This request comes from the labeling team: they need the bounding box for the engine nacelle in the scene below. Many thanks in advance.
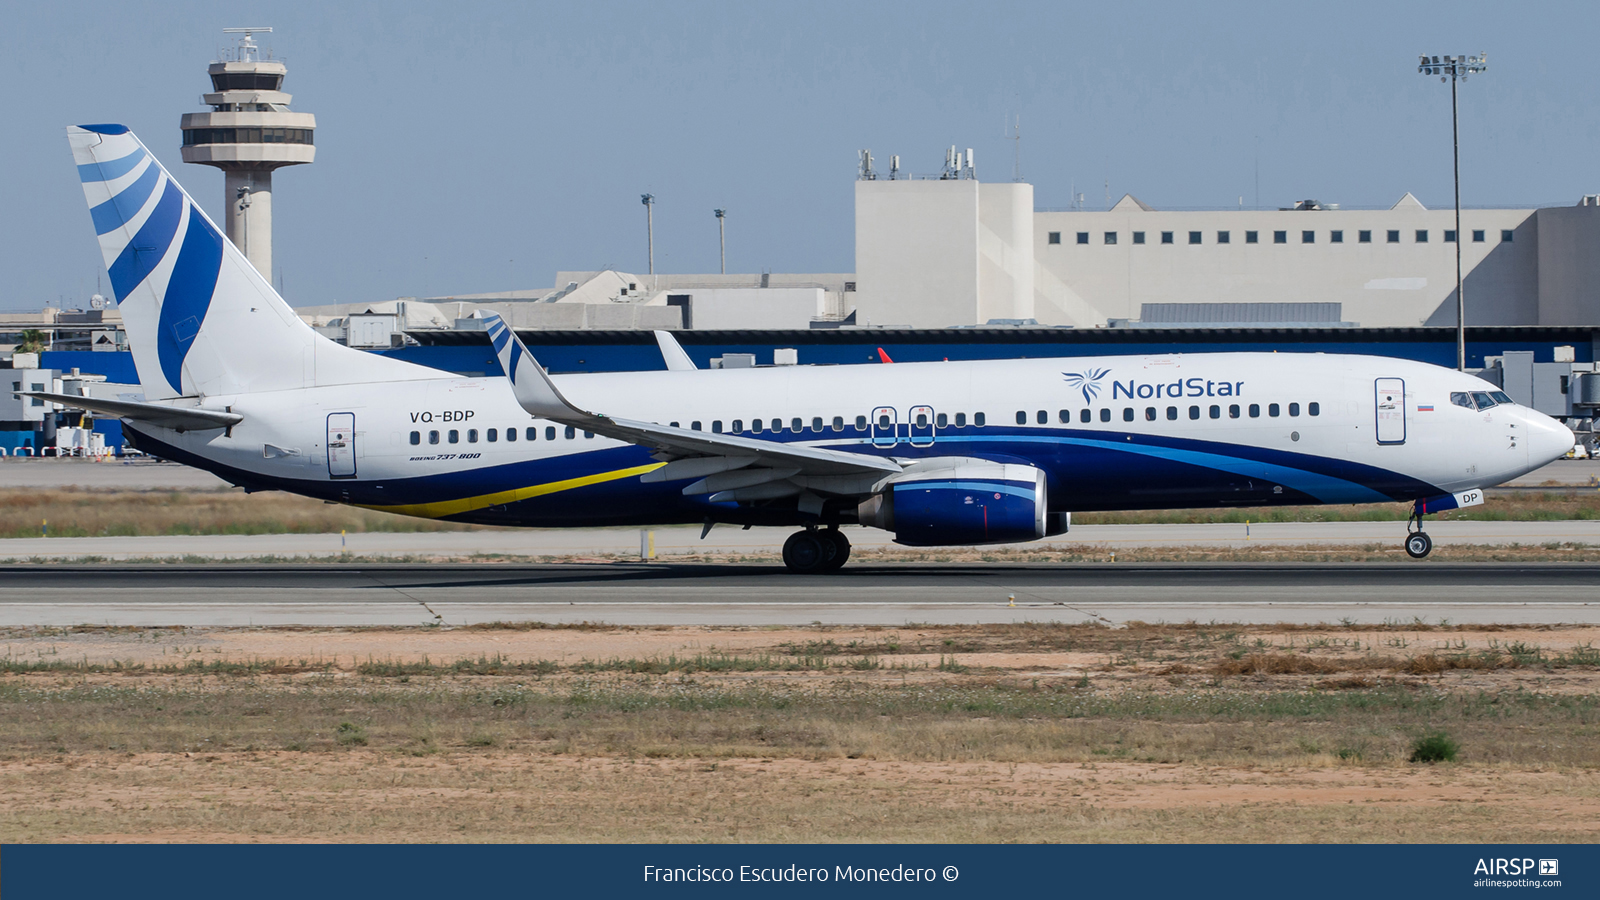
[857,462,1049,546]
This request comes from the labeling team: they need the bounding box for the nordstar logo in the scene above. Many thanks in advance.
[1063,367,1111,404]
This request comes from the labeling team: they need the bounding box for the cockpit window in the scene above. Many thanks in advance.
[1450,392,1473,409]
[1471,391,1496,409]
[1490,391,1513,405]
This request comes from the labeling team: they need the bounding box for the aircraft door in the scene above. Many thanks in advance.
[871,406,899,448]
[909,405,935,447]
[1375,378,1406,445]
[327,412,357,478]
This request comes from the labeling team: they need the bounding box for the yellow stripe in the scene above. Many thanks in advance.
[357,462,665,519]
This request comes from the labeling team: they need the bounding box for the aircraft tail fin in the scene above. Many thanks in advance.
[67,124,433,400]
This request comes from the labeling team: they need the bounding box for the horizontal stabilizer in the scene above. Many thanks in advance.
[22,391,241,431]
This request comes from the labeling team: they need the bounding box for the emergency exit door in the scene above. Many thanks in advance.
[1375,378,1406,445]
[327,412,357,478]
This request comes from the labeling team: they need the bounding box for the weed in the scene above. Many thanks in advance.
[335,722,368,746]
[1409,731,1459,763]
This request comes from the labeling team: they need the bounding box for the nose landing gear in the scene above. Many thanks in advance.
[1405,504,1433,559]
[781,527,851,573]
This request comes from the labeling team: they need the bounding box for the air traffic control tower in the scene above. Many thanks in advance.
[180,27,315,280]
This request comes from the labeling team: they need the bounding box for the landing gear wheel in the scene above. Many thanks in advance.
[782,530,827,573]
[818,529,851,572]
[1405,531,1433,559]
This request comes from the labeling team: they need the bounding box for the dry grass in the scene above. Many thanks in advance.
[0,488,485,538]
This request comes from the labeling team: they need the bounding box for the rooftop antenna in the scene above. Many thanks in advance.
[858,150,875,181]
[1005,114,1022,182]
[221,27,271,62]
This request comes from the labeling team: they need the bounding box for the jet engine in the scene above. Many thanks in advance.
[856,461,1063,546]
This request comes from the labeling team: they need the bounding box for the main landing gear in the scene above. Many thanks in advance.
[782,527,851,574]
[1405,505,1433,559]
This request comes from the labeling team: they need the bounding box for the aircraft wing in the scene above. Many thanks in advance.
[21,391,242,431]
[480,315,900,493]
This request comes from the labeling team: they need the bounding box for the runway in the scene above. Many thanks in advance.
[3,562,1596,627]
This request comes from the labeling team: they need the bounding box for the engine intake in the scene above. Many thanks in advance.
[857,462,1049,546]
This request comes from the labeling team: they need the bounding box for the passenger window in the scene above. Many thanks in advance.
[813,417,824,431]
[713,420,724,433]
[1165,406,1177,420]
[1249,404,1260,418]
[487,428,498,442]
[955,412,967,427]
[669,422,678,428]
[732,419,743,432]
[1189,405,1200,420]
[448,429,460,444]
[584,431,593,439]
[1080,409,1091,424]
[691,421,702,431]
[855,415,868,430]
[545,427,556,441]
[1123,408,1134,422]
[1209,405,1220,419]
[467,429,478,443]
[1060,410,1071,423]
[916,413,928,427]
[1036,410,1047,425]
[506,428,516,442]
[833,416,845,431]
[409,431,420,445]
[1309,402,1320,416]
[752,419,764,433]
[565,426,576,439]
[429,430,439,444]
[526,427,537,440]
[1268,403,1280,417]
[1288,403,1300,417]
[1145,407,1156,421]
[879,414,891,429]
[1229,405,1240,418]
[1016,411,1027,425]
[936,413,948,428]
[974,412,986,427]
[1100,409,1111,423]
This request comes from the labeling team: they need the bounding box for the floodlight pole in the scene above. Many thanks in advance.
[1419,52,1487,372]
[714,208,726,274]
[641,193,655,275]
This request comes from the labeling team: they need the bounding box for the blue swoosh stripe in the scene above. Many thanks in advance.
[954,433,1391,504]
[507,340,524,381]
[156,205,225,394]
[89,162,159,234]
[894,480,1036,501]
[78,124,130,135]
[107,180,184,301]
[78,147,147,183]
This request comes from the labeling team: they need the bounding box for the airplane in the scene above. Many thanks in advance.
[37,124,1575,573]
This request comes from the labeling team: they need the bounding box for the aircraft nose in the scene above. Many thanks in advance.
[1524,409,1575,466]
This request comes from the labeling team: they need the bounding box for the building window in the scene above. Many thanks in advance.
[1274,230,1287,244]
[1104,232,1117,245]
[1359,230,1372,243]
[1416,229,1428,242]
[1048,231,1061,244]
[1502,229,1514,242]
[1387,230,1400,243]
[1133,231,1146,244]
[1472,230,1486,242]
[1076,232,1089,244]
[1161,231,1174,244]
[409,431,420,445]
[1302,230,1315,244]
[1245,230,1258,244]
[1217,230,1230,244]
[1188,231,1202,244]
[1330,230,1343,243]
[1444,230,1457,242]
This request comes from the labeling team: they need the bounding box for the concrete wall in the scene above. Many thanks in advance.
[1536,200,1600,324]
[855,179,979,327]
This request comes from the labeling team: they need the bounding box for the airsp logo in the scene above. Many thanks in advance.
[1062,367,1111,404]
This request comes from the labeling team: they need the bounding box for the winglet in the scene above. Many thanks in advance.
[481,313,593,420]
[654,331,697,371]
[877,347,894,364]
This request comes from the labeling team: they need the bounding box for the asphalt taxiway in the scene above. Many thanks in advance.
[1,563,1595,627]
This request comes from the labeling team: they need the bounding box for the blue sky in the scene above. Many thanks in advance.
[3,1,1595,310]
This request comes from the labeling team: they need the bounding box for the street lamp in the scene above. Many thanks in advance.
[1418,52,1487,372]
[641,193,655,275]
[714,208,726,275]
